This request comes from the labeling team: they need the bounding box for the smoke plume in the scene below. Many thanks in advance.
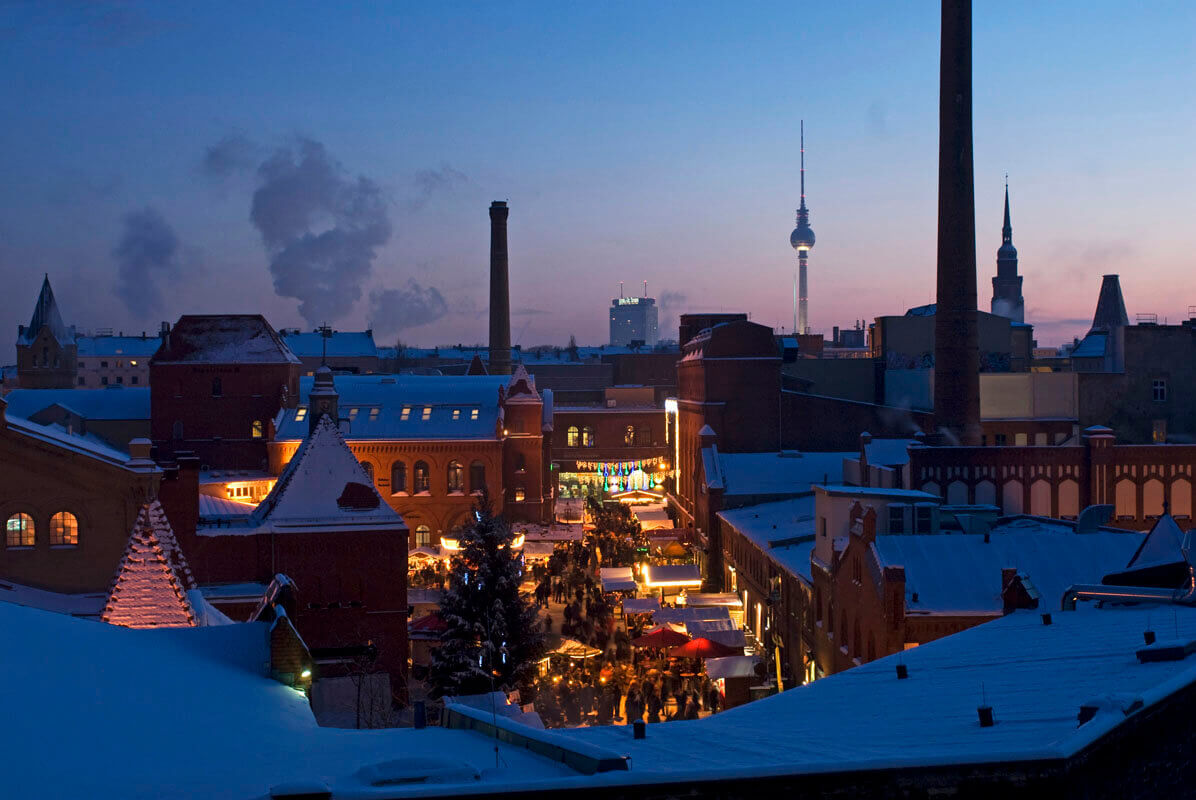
[249,138,391,325]
[200,134,260,179]
[369,281,449,335]
[112,206,179,315]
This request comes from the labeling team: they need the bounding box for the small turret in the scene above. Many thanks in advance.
[307,365,339,434]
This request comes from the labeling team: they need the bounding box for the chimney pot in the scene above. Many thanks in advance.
[977,705,994,727]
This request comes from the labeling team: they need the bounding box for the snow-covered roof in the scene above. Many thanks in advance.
[642,564,701,586]
[3,386,150,420]
[198,494,256,520]
[274,374,510,442]
[76,336,160,357]
[864,438,917,467]
[246,415,406,534]
[3,409,151,468]
[2,601,579,798]
[0,579,106,617]
[1126,514,1187,570]
[716,451,852,496]
[599,566,636,592]
[718,497,818,582]
[875,518,1143,614]
[282,330,378,359]
[155,315,300,364]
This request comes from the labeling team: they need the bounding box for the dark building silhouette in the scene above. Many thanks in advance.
[933,0,982,445]
[15,275,77,389]
[488,201,512,376]
[990,181,1024,323]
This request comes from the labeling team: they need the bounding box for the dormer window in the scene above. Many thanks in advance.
[295,406,307,421]
[348,407,359,419]
[470,409,479,420]
[400,406,411,421]
[422,406,432,421]
[452,409,461,421]
[369,408,379,422]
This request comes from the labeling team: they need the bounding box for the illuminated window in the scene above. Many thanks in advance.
[452,409,461,421]
[348,407,359,419]
[369,408,379,422]
[391,461,407,494]
[470,461,486,493]
[414,461,430,493]
[130,360,138,366]
[6,513,35,548]
[624,425,636,445]
[422,406,432,421]
[401,406,411,420]
[567,426,580,447]
[514,487,526,502]
[360,461,375,482]
[415,525,432,547]
[447,460,464,492]
[295,406,307,422]
[1153,420,1168,443]
[470,409,479,420]
[251,420,264,438]
[582,426,595,447]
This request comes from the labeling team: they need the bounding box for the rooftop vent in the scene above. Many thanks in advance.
[1136,638,1196,663]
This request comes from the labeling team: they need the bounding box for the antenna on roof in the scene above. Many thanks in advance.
[619,281,624,299]
[317,323,333,366]
[643,280,648,298]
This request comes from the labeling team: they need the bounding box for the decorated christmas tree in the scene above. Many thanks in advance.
[429,496,545,698]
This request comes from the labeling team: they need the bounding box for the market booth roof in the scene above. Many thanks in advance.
[670,637,739,659]
[622,597,662,615]
[642,564,702,589]
[599,566,637,593]
[632,627,691,649]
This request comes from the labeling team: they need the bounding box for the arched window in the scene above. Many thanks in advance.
[582,426,595,447]
[414,461,430,494]
[211,377,222,397]
[470,461,486,494]
[514,486,526,502]
[447,460,464,493]
[415,525,432,547]
[50,512,78,546]
[251,420,264,439]
[6,513,35,548]
[567,426,579,447]
[391,461,407,494]
[360,461,375,482]
[624,425,636,446]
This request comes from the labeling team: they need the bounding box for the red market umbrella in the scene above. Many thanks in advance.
[632,627,691,649]
[669,637,738,659]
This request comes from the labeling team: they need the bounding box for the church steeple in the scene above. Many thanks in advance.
[990,179,1024,324]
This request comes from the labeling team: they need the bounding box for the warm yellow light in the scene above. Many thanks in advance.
[510,533,525,549]
[300,669,312,679]
[664,398,678,414]
[441,538,461,552]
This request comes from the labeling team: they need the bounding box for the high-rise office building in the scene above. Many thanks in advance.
[609,283,659,346]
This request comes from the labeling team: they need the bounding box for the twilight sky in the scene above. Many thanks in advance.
[1,1,1193,349]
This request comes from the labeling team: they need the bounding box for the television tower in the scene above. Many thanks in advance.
[789,121,816,334]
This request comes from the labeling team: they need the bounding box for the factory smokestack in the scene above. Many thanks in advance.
[933,0,981,446]
[489,201,512,376]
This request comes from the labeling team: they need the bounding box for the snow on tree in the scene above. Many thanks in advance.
[429,496,545,698]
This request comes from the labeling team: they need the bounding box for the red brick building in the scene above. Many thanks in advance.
[267,364,551,548]
[150,315,301,470]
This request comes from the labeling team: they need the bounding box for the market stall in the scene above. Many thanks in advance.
[704,655,762,709]
[599,566,637,594]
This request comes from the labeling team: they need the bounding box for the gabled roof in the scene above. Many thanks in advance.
[504,363,541,404]
[154,315,300,364]
[250,415,405,534]
[21,275,73,346]
[1125,513,1186,571]
[102,502,197,629]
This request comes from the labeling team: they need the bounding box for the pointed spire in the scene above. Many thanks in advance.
[1002,176,1012,244]
[799,120,806,212]
[23,274,72,346]
[102,502,197,629]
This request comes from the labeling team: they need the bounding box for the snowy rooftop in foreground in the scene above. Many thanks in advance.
[0,601,577,799]
[555,603,1196,783]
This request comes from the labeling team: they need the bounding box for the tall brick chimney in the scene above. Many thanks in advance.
[933,0,981,446]
[489,201,512,376]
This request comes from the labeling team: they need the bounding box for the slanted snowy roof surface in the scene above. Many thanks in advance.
[554,604,1196,782]
[1126,513,1186,570]
[3,387,150,420]
[875,518,1142,614]
[3,601,576,798]
[155,315,300,364]
[249,416,405,533]
[0,579,106,617]
[274,374,510,441]
[102,503,197,629]
[719,497,817,582]
[4,410,142,465]
[198,494,256,520]
[717,451,851,495]
[283,330,378,358]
